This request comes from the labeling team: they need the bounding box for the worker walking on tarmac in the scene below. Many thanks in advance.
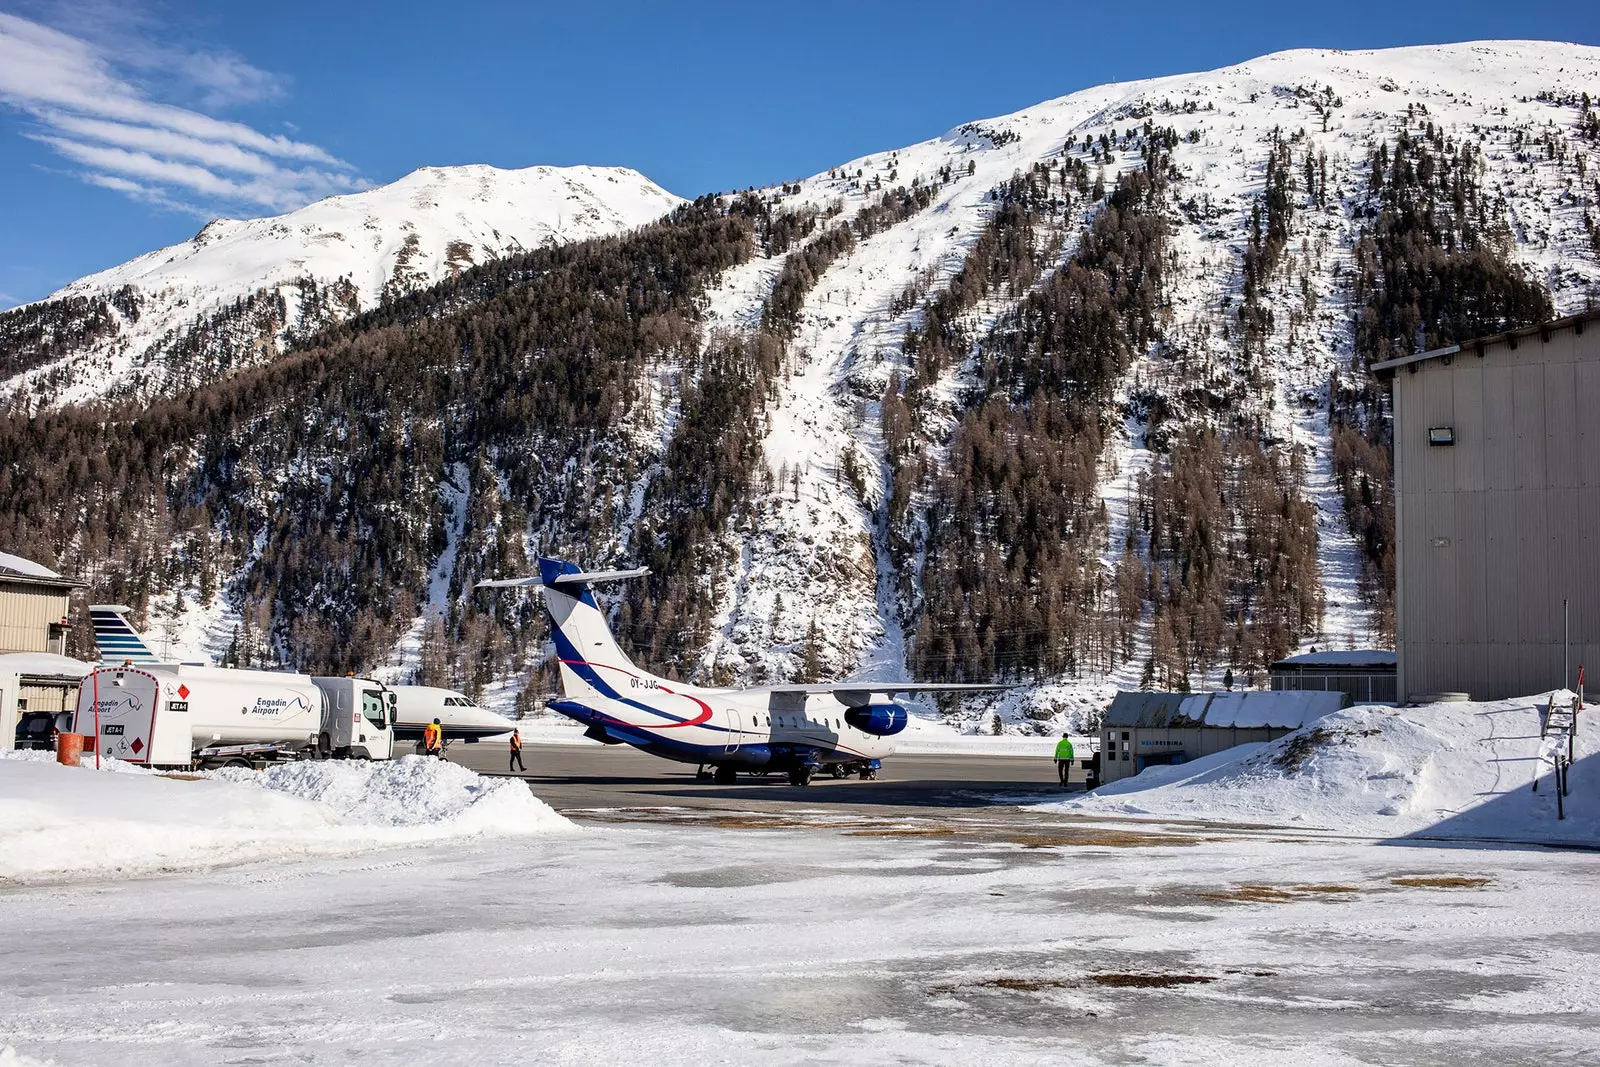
[508,729,525,773]
[423,717,444,759]
[1055,732,1075,787]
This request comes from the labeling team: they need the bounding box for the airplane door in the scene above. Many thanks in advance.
[723,708,740,754]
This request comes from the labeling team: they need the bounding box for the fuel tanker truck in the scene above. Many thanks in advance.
[72,662,398,768]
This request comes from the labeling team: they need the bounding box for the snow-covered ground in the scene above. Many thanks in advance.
[1,817,1597,1064]
[0,753,571,883]
[1040,691,1598,846]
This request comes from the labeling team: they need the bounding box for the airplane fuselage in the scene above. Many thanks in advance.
[549,657,898,771]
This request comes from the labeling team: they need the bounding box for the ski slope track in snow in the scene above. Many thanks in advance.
[4,164,683,406]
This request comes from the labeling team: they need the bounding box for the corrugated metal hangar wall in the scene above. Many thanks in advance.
[1378,311,1600,702]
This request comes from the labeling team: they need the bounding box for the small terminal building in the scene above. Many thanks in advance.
[0,552,90,751]
[1374,309,1600,702]
[1269,650,1397,705]
[1099,690,1347,786]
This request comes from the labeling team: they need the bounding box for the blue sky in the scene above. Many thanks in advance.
[1,0,1597,307]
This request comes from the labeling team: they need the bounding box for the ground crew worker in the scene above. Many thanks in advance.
[424,717,444,758]
[509,729,525,773]
[1055,733,1075,787]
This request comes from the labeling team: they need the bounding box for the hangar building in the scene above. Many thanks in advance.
[1098,690,1346,785]
[1374,310,1600,702]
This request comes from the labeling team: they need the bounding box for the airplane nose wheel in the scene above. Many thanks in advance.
[788,766,814,786]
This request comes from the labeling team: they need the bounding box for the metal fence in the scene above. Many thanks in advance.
[1270,672,1397,705]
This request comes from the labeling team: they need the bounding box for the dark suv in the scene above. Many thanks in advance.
[13,711,67,751]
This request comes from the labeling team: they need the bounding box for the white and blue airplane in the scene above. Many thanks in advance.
[479,557,1004,784]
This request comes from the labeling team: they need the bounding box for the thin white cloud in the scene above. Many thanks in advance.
[36,136,356,212]
[0,11,366,215]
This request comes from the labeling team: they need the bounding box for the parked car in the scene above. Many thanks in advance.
[14,710,67,751]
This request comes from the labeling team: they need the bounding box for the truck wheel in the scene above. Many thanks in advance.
[223,758,252,769]
[318,733,332,759]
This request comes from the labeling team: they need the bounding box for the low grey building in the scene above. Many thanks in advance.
[1374,309,1600,702]
[1269,649,1397,705]
[1098,690,1346,785]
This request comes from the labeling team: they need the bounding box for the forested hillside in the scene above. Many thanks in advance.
[3,42,1597,732]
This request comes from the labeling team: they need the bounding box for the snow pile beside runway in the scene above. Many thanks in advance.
[1038,692,1600,846]
[210,755,565,833]
[0,755,571,883]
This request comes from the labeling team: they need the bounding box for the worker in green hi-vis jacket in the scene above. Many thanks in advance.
[1054,734,1075,787]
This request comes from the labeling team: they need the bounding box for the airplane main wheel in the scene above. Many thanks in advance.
[788,767,813,787]
[714,765,738,785]
[858,768,877,780]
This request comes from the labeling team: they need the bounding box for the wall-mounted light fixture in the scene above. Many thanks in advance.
[1428,426,1455,446]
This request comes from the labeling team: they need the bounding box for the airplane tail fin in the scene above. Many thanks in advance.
[478,558,652,702]
[89,604,162,664]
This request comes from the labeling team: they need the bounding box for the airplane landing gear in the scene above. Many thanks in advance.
[858,767,877,780]
[695,764,713,780]
[788,766,814,786]
[714,765,738,785]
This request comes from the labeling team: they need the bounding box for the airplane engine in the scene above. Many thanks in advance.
[844,701,909,737]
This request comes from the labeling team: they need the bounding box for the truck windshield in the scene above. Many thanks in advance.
[361,690,387,728]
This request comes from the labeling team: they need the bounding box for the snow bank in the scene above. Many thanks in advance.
[0,1047,49,1067]
[210,756,555,833]
[0,754,572,884]
[1039,692,1600,846]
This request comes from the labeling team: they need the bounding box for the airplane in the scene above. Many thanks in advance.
[478,557,1006,785]
[88,604,518,745]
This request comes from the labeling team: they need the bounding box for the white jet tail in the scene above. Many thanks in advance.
[88,604,161,664]
[478,558,655,701]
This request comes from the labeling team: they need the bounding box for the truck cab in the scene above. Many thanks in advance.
[311,677,397,760]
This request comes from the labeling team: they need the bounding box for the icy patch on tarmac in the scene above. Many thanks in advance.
[0,754,572,884]
[1039,693,1598,846]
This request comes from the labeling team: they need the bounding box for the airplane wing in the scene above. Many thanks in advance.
[477,566,649,589]
[761,682,1011,696]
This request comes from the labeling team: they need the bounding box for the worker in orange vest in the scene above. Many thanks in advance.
[508,730,525,773]
[423,718,444,758]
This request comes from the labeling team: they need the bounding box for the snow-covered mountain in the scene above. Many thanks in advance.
[1,164,684,405]
[669,40,1600,727]
[9,41,1600,736]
